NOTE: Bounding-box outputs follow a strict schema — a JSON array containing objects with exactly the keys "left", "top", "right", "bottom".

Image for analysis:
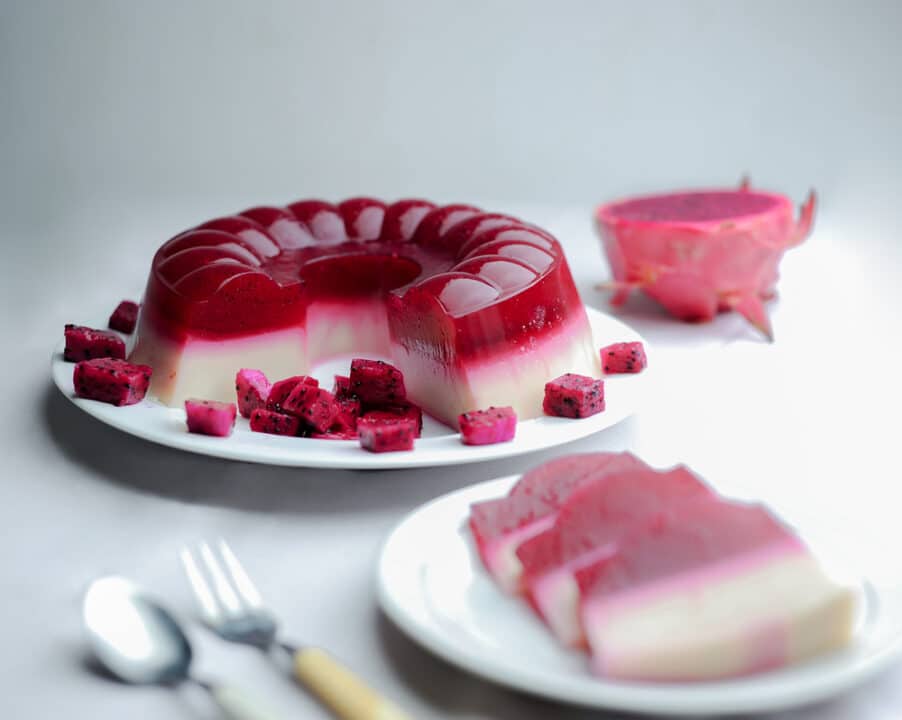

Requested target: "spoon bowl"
[{"left": 83, "top": 576, "right": 192, "bottom": 686}]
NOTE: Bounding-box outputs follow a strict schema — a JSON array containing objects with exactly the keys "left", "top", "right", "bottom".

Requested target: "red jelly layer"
[{"left": 138, "top": 198, "right": 583, "bottom": 360}]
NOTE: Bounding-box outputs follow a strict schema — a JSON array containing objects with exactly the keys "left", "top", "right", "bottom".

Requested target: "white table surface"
[{"left": 2, "top": 196, "right": 901, "bottom": 720}]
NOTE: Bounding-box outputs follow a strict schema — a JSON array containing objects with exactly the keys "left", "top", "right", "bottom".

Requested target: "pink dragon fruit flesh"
[
  {"left": 265, "top": 375, "right": 318, "bottom": 413},
  {"left": 64, "top": 324, "right": 126, "bottom": 362},
  {"left": 349, "top": 358, "right": 407, "bottom": 405},
  {"left": 459, "top": 406, "right": 517, "bottom": 445},
  {"left": 73, "top": 358, "right": 152, "bottom": 406},
  {"left": 108, "top": 300, "right": 140, "bottom": 334},
  {"left": 358, "top": 415, "right": 417, "bottom": 453},
  {"left": 361, "top": 402, "right": 423, "bottom": 436},
  {"left": 281, "top": 384, "right": 339, "bottom": 433},
  {"left": 235, "top": 368, "right": 272, "bottom": 418},
  {"left": 332, "top": 374, "right": 353, "bottom": 399},
  {"left": 543, "top": 374, "right": 605, "bottom": 418},
  {"left": 185, "top": 398, "right": 237, "bottom": 437},
  {"left": 249, "top": 408, "right": 300, "bottom": 436},
  {"left": 600, "top": 341, "right": 647, "bottom": 374},
  {"left": 595, "top": 179, "right": 816, "bottom": 340}
]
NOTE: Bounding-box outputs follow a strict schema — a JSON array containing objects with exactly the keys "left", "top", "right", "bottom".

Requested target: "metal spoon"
[{"left": 83, "top": 575, "right": 280, "bottom": 720}]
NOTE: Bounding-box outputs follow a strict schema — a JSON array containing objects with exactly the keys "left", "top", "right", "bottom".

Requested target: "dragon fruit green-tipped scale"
[
  {"left": 128, "top": 197, "right": 599, "bottom": 426},
  {"left": 468, "top": 453, "right": 648, "bottom": 592},
  {"left": 595, "top": 180, "right": 816, "bottom": 340},
  {"left": 184, "top": 399, "right": 237, "bottom": 437},
  {"left": 73, "top": 358, "right": 152, "bottom": 406}
]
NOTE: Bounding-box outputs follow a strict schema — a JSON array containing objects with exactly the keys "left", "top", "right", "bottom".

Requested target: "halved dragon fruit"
[
  {"left": 185, "top": 398, "right": 237, "bottom": 437},
  {"left": 543, "top": 374, "right": 605, "bottom": 418},
  {"left": 282, "top": 385, "right": 339, "bottom": 433},
  {"left": 235, "top": 368, "right": 272, "bottom": 418},
  {"left": 357, "top": 415, "right": 417, "bottom": 453},
  {"left": 468, "top": 452, "right": 648, "bottom": 592},
  {"left": 265, "top": 375, "right": 318, "bottom": 413},
  {"left": 73, "top": 358, "right": 152, "bottom": 406},
  {"left": 249, "top": 408, "right": 300, "bottom": 436},
  {"left": 595, "top": 180, "right": 816, "bottom": 340},
  {"left": 64, "top": 324, "right": 126, "bottom": 362},
  {"left": 600, "top": 341, "right": 647, "bottom": 374},
  {"left": 349, "top": 359, "right": 406, "bottom": 405},
  {"left": 458, "top": 406, "right": 517, "bottom": 445},
  {"left": 108, "top": 300, "right": 140, "bottom": 334}
]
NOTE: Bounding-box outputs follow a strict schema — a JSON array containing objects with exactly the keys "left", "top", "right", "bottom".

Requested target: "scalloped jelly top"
[{"left": 139, "top": 198, "right": 583, "bottom": 353}]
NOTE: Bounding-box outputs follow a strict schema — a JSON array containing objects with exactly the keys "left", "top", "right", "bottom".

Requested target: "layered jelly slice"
[
  {"left": 516, "top": 466, "right": 715, "bottom": 646},
  {"left": 577, "top": 498, "right": 856, "bottom": 680},
  {"left": 468, "top": 453, "right": 647, "bottom": 592}
]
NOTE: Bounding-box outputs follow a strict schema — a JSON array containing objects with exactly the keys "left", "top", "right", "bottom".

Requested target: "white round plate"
[
  {"left": 51, "top": 307, "right": 650, "bottom": 469},
  {"left": 377, "top": 475, "right": 902, "bottom": 715}
]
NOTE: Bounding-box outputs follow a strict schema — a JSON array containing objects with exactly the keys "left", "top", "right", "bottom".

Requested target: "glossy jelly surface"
[{"left": 140, "top": 198, "right": 582, "bottom": 359}]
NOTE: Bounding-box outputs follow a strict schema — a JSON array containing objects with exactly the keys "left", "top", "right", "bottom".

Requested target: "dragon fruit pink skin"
[
  {"left": 249, "top": 408, "right": 300, "bottom": 436},
  {"left": 73, "top": 358, "right": 152, "bottom": 406},
  {"left": 459, "top": 406, "right": 517, "bottom": 445},
  {"left": 64, "top": 324, "right": 126, "bottom": 362},
  {"left": 185, "top": 398, "right": 237, "bottom": 437},
  {"left": 358, "top": 416, "right": 417, "bottom": 452},
  {"left": 265, "top": 375, "right": 318, "bottom": 413},
  {"left": 600, "top": 342, "right": 647, "bottom": 374},
  {"left": 235, "top": 369, "right": 272, "bottom": 418},
  {"left": 543, "top": 374, "right": 605, "bottom": 418},
  {"left": 595, "top": 181, "right": 816, "bottom": 340},
  {"left": 108, "top": 300, "right": 140, "bottom": 334},
  {"left": 349, "top": 359, "right": 407, "bottom": 405}
]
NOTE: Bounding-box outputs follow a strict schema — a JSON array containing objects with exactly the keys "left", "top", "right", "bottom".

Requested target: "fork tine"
[
  {"left": 199, "top": 541, "right": 243, "bottom": 615},
  {"left": 180, "top": 546, "right": 221, "bottom": 622},
  {"left": 217, "top": 539, "right": 264, "bottom": 609}
]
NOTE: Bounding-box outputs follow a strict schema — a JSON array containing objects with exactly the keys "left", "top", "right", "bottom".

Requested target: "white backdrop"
[{"left": 2, "top": 2, "right": 902, "bottom": 719}]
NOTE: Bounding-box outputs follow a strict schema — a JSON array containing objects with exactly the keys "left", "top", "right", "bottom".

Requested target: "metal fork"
[{"left": 181, "top": 540, "right": 411, "bottom": 720}]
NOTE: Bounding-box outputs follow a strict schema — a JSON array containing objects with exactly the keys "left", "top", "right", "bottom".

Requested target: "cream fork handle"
[
  {"left": 292, "top": 647, "right": 412, "bottom": 720},
  {"left": 209, "top": 683, "right": 283, "bottom": 720}
]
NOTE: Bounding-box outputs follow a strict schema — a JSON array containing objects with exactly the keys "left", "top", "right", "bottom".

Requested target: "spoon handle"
[
  {"left": 292, "top": 647, "right": 412, "bottom": 720},
  {"left": 208, "top": 683, "right": 283, "bottom": 720}
]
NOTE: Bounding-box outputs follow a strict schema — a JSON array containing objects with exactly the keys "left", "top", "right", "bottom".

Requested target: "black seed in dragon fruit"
[
  {"left": 73, "top": 358, "right": 152, "bottom": 406},
  {"left": 108, "top": 300, "right": 140, "bottom": 334},
  {"left": 64, "top": 324, "right": 125, "bottom": 362},
  {"left": 543, "top": 374, "right": 606, "bottom": 418},
  {"left": 600, "top": 342, "right": 647, "bottom": 374},
  {"left": 349, "top": 358, "right": 407, "bottom": 405},
  {"left": 249, "top": 408, "right": 300, "bottom": 436},
  {"left": 184, "top": 398, "right": 237, "bottom": 437}
]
